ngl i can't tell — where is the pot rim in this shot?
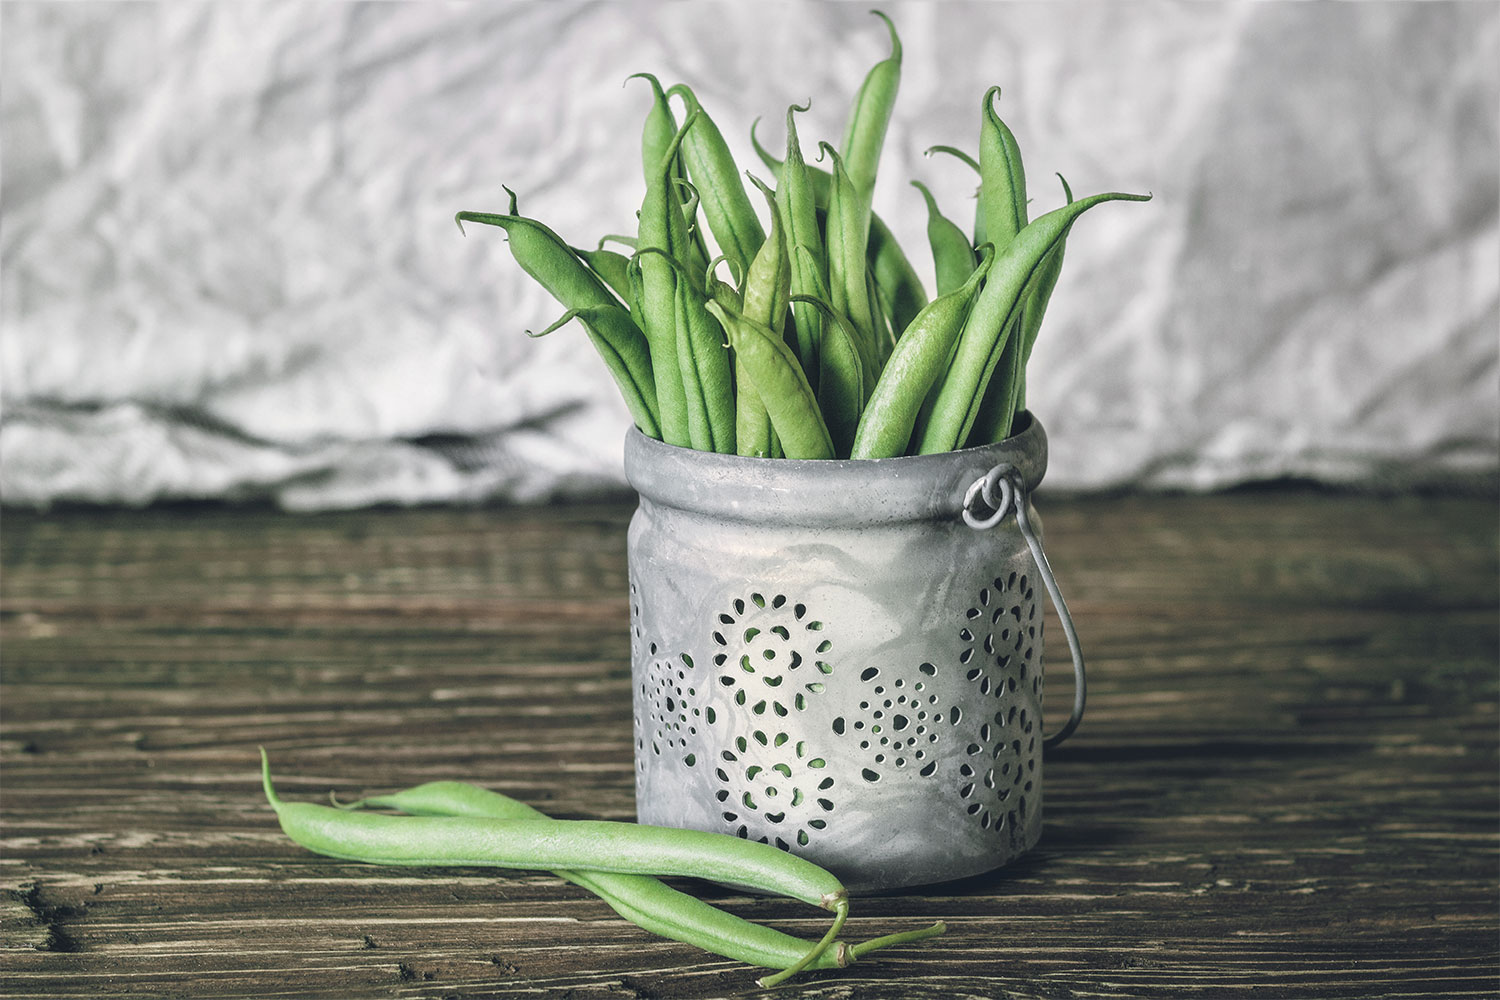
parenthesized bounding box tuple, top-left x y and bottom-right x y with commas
(624, 411, 1047, 527)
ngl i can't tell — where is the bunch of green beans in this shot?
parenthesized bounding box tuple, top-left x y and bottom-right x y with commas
(458, 10, 1148, 458)
(261, 751, 943, 987)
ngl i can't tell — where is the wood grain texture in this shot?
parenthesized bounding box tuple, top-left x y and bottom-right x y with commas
(2, 494, 1496, 999)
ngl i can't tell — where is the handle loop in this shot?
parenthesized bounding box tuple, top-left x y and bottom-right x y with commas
(963, 463, 1086, 749)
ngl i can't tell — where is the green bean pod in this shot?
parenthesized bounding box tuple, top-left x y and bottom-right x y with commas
(969, 175, 1075, 445)
(456, 199, 621, 314)
(455, 199, 664, 437)
(529, 306, 660, 439)
(705, 300, 834, 460)
(674, 272, 736, 454)
(838, 10, 902, 229)
(262, 754, 850, 988)
(866, 210, 929, 343)
(865, 263, 895, 363)
(978, 86, 1027, 253)
(915, 190, 1151, 454)
(667, 84, 766, 280)
(788, 295, 864, 458)
(912, 180, 978, 296)
(332, 779, 852, 973)
(752, 123, 928, 345)
(263, 755, 845, 909)
(638, 111, 732, 451)
(851, 246, 994, 459)
(736, 174, 793, 458)
(777, 104, 828, 388)
(819, 143, 878, 371)
(629, 73, 680, 190)
(699, 253, 763, 456)
(741, 175, 791, 335)
(787, 242, 870, 450)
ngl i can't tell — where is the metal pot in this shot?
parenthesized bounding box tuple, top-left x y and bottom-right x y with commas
(623, 412, 1085, 892)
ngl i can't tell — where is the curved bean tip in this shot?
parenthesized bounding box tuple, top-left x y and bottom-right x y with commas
(664, 81, 700, 113)
(705, 253, 741, 288)
(501, 185, 519, 215)
(453, 213, 467, 236)
(1056, 172, 1074, 205)
(744, 171, 779, 216)
(983, 84, 1003, 117)
(623, 71, 666, 100)
(868, 9, 901, 62)
(924, 144, 980, 175)
(259, 748, 283, 811)
(528, 308, 584, 339)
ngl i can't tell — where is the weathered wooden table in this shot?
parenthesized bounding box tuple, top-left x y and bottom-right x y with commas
(2, 492, 1496, 999)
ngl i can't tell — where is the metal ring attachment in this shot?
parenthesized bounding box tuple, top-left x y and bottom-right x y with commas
(962, 463, 1017, 530)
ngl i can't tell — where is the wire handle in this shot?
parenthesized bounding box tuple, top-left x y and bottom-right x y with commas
(963, 463, 1086, 749)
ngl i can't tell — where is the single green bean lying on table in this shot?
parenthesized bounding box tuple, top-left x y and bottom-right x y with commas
(458, 9, 1148, 459)
(261, 751, 943, 987)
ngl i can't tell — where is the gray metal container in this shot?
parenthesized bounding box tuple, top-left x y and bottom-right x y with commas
(623, 412, 1085, 893)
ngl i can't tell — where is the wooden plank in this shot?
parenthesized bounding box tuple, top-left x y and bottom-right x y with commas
(1, 494, 1496, 999)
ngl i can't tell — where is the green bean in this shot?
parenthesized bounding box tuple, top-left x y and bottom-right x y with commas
(705, 300, 835, 460)
(914, 190, 1151, 454)
(752, 121, 928, 344)
(912, 180, 978, 296)
(787, 240, 870, 447)
(819, 143, 878, 372)
(667, 84, 766, 280)
(454, 196, 664, 437)
(737, 174, 792, 458)
(838, 10, 902, 227)
(676, 274, 736, 454)
(735, 370, 775, 460)
(528, 306, 660, 438)
(925, 144, 985, 247)
(261, 752, 846, 985)
(969, 174, 1074, 444)
(455, 192, 621, 313)
(866, 209, 929, 342)
(638, 111, 721, 450)
(789, 291, 866, 457)
(978, 86, 1027, 252)
(741, 175, 791, 335)
(851, 245, 993, 459)
(332, 778, 946, 981)
(628, 73, 680, 190)
(777, 103, 827, 387)
(865, 262, 896, 362)
(332, 779, 848, 973)
(633, 244, 737, 454)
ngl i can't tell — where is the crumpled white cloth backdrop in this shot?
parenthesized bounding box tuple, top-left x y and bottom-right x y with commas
(2, 1, 1496, 508)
